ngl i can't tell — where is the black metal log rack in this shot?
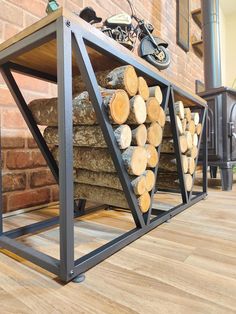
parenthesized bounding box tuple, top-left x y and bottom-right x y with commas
(0, 9, 207, 282)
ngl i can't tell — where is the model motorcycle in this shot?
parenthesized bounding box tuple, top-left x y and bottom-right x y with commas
(78, 1, 170, 70)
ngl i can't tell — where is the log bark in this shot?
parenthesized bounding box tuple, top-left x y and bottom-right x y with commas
(127, 95, 147, 124)
(186, 146, 198, 159)
(145, 144, 159, 168)
(29, 89, 130, 126)
(196, 123, 202, 135)
(187, 157, 195, 175)
(192, 133, 198, 147)
(157, 172, 193, 191)
(147, 122, 163, 147)
(174, 101, 185, 119)
(74, 169, 146, 195)
(159, 154, 188, 173)
(72, 65, 139, 97)
(44, 124, 131, 149)
(186, 120, 196, 135)
(144, 170, 155, 192)
(131, 124, 147, 146)
(137, 77, 149, 100)
(157, 107, 166, 128)
(149, 86, 163, 104)
(146, 97, 160, 122)
(52, 146, 147, 175)
(74, 183, 150, 212)
(184, 108, 192, 122)
(191, 112, 200, 125)
(161, 138, 188, 154)
(163, 121, 172, 138)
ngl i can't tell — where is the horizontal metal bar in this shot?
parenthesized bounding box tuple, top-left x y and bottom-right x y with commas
(0, 22, 57, 65)
(3, 204, 107, 239)
(0, 236, 60, 275)
(71, 192, 207, 281)
(8, 62, 57, 83)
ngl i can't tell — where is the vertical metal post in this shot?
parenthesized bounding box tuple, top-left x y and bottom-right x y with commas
(202, 109, 208, 194)
(57, 18, 74, 281)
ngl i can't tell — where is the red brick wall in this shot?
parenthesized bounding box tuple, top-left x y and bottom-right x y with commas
(0, 0, 203, 213)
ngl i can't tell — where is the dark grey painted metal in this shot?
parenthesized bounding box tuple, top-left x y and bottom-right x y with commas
(0, 65, 59, 182)
(0, 236, 60, 275)
(8, 62, 57, 83)
(201, 0, 222, 89)
(72, 33, 145, 228)
(57, 18, 75, 282)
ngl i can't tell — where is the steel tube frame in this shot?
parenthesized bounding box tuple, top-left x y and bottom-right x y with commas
(0, 16, 207, 282)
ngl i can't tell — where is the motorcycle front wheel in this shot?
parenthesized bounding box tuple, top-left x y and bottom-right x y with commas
(139, 37, 170, 70)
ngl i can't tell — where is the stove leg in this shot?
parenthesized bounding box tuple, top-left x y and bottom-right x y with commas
(210, 166, 218, 178)
(220, 166, 233, 191)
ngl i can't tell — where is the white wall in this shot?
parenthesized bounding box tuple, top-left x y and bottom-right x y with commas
(219, 3, 236, 87)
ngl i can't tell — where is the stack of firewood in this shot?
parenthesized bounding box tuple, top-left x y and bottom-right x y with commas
(158, 100, 202, 192)
(28, 65, 166, 213)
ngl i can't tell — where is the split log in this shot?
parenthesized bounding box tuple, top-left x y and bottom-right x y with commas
(186, 146, 198, 159)
(146, 97, 160, 122)
(157, 107, 166, 128)
(131, 124, 147, 146)
(182, 118, 187, 133)
(144, 170, 155, 192)
(186, 120, 196, 135)
(185, 131, 193, 150)
(157, 172, 193, 192)
(122, 146, 147, 175)
(147, 122, 163, 147)
(187, 157, 195, 175)
(127, 95, 147, 124)
(145, 144, 159, 168)
(137, 77, 149, 100)
(192, 133, 198, 147)
(196, 123, 202, 135)
(159, 154, 188, 173)
(74, 169, 146, 196)
(138, 191, 151, 213)
(29, 89, 130, 126)
(184, 108, 192, 122)
(52, 146, 147, 175)
(74, 183, 150, 213)
(174, 101, 185, 119)
(44, 124, 131, 149)
(73, 65, 139, 97)
(149, 86, 163, 104)
(191, 112, 200, 125)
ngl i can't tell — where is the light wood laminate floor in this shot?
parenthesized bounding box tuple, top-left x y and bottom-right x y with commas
(0, 179, 236, 314)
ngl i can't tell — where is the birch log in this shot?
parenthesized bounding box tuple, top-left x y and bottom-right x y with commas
(127, 95, 147, 124)
(145, 144, 159, 168)
(44, 124, 131, 149)
(52, 146, 147, 175)
(72, 65, 139, 97)
(131, 124, 147, 146)
(157, 107, 166, 128)
(147, 122, 163, 147)
(29, 89, 130, 126)
(137, 77, 149, 100)
(149, 86, 163, 104)
(175, 101, 185, 119)
(157, 172, 193, 191)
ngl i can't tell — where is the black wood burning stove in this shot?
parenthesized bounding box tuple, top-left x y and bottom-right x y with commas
(200, 0, 236, 190)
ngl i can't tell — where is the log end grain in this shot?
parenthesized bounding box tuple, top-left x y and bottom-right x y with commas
(131, 124, 147, 146)
(138, 191, 151, 213)
(146, 97, 160, 122)
(108, 89, 130, 124)
(147, 122, 163, 147)
(145, 144, 159, 168)
(122, 146, 147, 176)
(114, 124, 132, 149)
(144, 170, 155, 192)
(138, 76, 150, 101)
